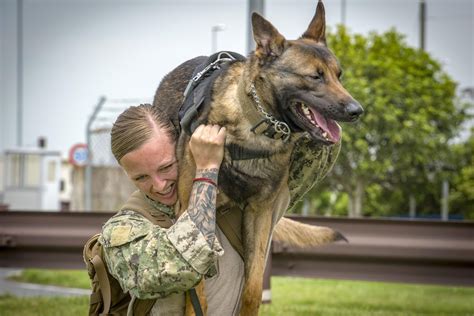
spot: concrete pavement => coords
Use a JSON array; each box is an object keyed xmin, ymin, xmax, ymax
[{"xmin": 0, "ymin": 268, "xmax": 89, "ymax": 297}]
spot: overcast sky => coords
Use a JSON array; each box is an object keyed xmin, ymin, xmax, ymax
[{"xmin": 0, "ymin": 0, "xmax": 472, "ymax": 157}]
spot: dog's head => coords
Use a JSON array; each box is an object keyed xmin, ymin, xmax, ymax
[{"xmin": 249, "ymin": 0, "xmax": 363, "ymax": 145}]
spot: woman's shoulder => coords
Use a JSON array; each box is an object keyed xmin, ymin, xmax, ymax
[{"xmin": 100, "ymin": 209, "xmax": 153, "ymax": 247}]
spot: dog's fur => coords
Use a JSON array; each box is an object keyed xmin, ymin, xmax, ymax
[{"xmin": 154, "ymin": 1, "xmax": 362, "ymax": 314}]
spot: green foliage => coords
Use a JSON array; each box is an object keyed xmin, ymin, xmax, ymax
[
  {"xmin": 303, "ymin": 26, "xmax": 472, "ymax": 218},
  {"xmin": 449, "ymin": 129, "xmax": 474, "ymax": 219}
]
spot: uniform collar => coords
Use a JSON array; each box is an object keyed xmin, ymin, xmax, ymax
[{"xmin": 145, "ymin": 195, "xmax": 176, "ymax": 219}]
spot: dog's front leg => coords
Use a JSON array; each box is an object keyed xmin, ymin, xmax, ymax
[{"xmin": 239, "ymin": 203, "xmax": 274, "ymax": 316}]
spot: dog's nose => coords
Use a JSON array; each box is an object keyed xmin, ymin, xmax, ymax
[{"xmin": 347, "ymin": 101, "xmax": 364, "ymax": 120}]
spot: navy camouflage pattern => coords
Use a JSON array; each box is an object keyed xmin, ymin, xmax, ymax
[{"xmin": 100, "ymin": 210, "xmax": 223, "ymax": 299}]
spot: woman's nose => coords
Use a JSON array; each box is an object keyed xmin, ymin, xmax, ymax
[{"xmin": 151, "ymin": 175, "xmax": 167, "ymax": 191}]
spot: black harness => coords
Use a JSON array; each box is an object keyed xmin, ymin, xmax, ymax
[
  {"xmin": 178, "ymin": 51, "xmax": 281, "ymax": 161},
  {"xmin": 179, "ymin": 51, "xmax": 245, "ymax": 135}
]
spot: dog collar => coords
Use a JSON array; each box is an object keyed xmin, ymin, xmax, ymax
[{"xmin": 249, "ymin": 83, "xmax": 291, "ymax": 142}]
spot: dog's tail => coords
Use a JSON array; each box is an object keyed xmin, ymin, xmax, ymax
[{"xmin": 273, "ymin": 217, "xmax": 347, "ymax": 248}]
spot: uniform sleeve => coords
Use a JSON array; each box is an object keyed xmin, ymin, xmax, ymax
[
  {"xmin": 99, "ymin": 210, "xmax": 221, "ymax": 299},
  {"xmin": 287, "ymin": 137, "xmax": 341, "ymax": 211}
]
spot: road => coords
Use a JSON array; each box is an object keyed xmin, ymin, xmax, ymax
[{"xmin": 0, "ymin": 268, "xmax": 89, "ymax": 297}]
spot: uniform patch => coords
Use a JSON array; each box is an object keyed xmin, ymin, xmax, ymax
[{"xmin": 110, "ymin": 225, "xmax": 133, "ymax": 246}]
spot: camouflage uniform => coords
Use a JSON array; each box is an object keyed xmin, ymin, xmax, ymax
[
  {"xmin": 100, "ymin": 201, "xmax": 223, "ymax": 300},
  {"xmin": 100, "ymin": 138, "xmax": 340, "ymax": 308},
  {"xmin": 288, "ymin": 137, "xmax": 341, "ymax": 210}
]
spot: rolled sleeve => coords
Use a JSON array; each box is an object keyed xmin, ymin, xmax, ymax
[
  {"xmin": 100, "ymin": 210, "xmax": 220, "ymax": 299},
  {"xmin": 167, "ymin": 212, "xmax": 223, "ymax": 274}
]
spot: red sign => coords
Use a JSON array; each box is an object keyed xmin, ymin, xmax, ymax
[{"xmin": 68, "ymin": 143, "xmax": 88, "ymax": 167}]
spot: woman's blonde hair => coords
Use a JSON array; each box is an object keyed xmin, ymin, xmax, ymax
[{"xmin": 111, "ymin": 104, "xmax": 177, "ymax": 163}]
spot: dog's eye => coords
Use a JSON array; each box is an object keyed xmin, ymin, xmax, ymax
[{"xmin": 309, "ymin": 70, "xmax": 324, "ymax": 81}]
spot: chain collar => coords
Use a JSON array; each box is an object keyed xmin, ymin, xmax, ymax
[{"xmin": 249, "ymin": 83, "xmax": 291, "ymax": 142}]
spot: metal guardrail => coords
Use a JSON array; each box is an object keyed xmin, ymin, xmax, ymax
[
  {"xmin": 0, "ymin": 211, "xmax": 473, "ymax": 286},
  {"xmin": 272, "ymin": 216, "xmax": 474, "ymax": 286}
]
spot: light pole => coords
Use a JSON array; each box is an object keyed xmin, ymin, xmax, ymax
[
  {"xmin": 341, "ymin": 0, "xmax": 346, "ymax": 25},
  {"xmin": 247, "ymin": 0, "xmax": 264, "ymax": 54},
  {"xmin": 419, "ymin": 0, "xmax": 426, "ymax": 50},
  {"xmin": 17, "ymin": 0, "xmax": 23, "ymax": 147},
  {"xmin": 211, "ymin": 24, "xmax": 226, "ymax": 53}
]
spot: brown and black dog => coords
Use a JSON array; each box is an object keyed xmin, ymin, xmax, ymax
[{"xmin": 154, "ymin": 1, "xmax": 363, "ymax": 314}]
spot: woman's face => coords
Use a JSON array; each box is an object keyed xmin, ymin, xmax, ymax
[{"xmin": 120, "ymin": 130, "xmax": 178, "ymax": 206}]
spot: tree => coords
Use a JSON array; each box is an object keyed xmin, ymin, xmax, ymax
[
  {"xmin": 449, "ymin": 129, "xmax": 474, "ymax": 219},
  {"xmin": 308, "ymin": 26, "xmax": 468, "ymax": 217}
]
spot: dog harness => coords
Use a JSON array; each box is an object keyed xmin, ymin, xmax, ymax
[
  {"xmin": 179, "ymin": 51, "xmax": 291, "ymax": 161},
  {"xmin": 179, "ymin": 51, "xmax": 245, "ymax": 135}
]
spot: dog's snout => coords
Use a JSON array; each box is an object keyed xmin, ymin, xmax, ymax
[{"xmin": 346, "ymin": 101, "xmax": 364, "ymax": 120}]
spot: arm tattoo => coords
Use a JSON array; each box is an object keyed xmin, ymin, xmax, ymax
[{"xmin": 187, "ymin": 168, "xmax": 219, "ymax": 247}]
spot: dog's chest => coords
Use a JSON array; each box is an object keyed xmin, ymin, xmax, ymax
[{"xmin": 218, "ymin": 148, "xmax": 292, "ymax": 205}]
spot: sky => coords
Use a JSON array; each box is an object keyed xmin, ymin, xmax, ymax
[{"xmin": 0, "ymin": 0, "xmax": 472, "ymax": 158}]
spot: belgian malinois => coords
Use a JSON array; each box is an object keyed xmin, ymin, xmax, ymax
[{"xmin": 154, "ymin": 1, "xmax": 363, "ymax": 314}]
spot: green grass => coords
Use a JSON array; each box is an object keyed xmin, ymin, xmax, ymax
[
  {"xmin": 0, "ymin": 294, "xmax": 89, "ymax": 316},
  {"xmin": 2, "ymin": 269, "xmax": 474, "ymax": 316},
  {"xmin": 8, "ymin": 268, "xmax": 90, "ymax": 289},
  {"xmin": 259, "ymin": 278, "xmax": 474, "ymax": 316}
]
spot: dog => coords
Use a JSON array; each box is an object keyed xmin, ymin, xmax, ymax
[{"xmin": 154, "ymin": 1, "xmax": 363, "ymax": 314}]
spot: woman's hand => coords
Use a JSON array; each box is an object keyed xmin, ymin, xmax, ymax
[{"xmin": 189, "ymin": 124, "xmax": 227, "ymax": 170}]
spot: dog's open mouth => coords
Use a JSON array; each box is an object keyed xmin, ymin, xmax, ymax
[{"xmin": 291, "ymin": 101, "xmax": 341, "ymax": 144}]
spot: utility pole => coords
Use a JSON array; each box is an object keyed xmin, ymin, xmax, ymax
[
  {"xmin": 419, "ymin": 0, "xmax": 426, "ymax": 50},
  {"xmin": 247, "ymin": 0, "xmax": 264, "ymax": 54},
  {"xmin": 17, "ymin": 0, "xmax": 23, "ymax": 147},
  {"xmin": 441, "ymin": 180, "xmax": 449, "ymax": 221},
  {"xmin": 341, "ymin": 0, "xmax": 347, "ymax": 25},
  {"xmin": 85, "ymin": 96, "xmax": 106, "ymax": 211},
  {"xmin": 211, "ymin": 24, "xmax": 226, "ymax": 53}
]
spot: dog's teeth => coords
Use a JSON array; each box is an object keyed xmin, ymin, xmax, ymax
[{"xmin": 322, "ymin": 132, "xmax": 328, "ymax": 139}]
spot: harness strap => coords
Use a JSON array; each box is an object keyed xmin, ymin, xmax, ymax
[
  {"xmin": 189, "ymin": 288, "xmax": 204, "ymax": 316},
  {"xmin": 250, "ymin": 118, "xmax": 288, "ymax": 141},
  {"xmin": 227, "ymin": 142, "xmax": 272, "ymax": 161},
  {"xmin": 91, "ymin": 255, "xmax": 112, "ymax": 315},
  {"xmin": 179, "ymin": 51, "xmax": 246, "ymax": 135},
  {"xmin": 216, "ymin": 205, "xmax": 244, "ymax": 259}
]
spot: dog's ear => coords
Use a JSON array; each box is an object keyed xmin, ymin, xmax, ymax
[
  {"xmin": 252, "ymin": 13, "xmax": 286, "ymax": 63},
  {"xmin": 301, "ymin": 0, "xmax": 326, "ymax": 45}
]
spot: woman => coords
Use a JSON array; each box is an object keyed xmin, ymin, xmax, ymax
[{"xmin": 101, "ymin": 103, "xmax": 243, "ymax": 315}]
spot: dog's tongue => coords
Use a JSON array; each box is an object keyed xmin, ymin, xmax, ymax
[{"xmin": 313, "ymin": 110, "xmax": 341, "ymax": 143}]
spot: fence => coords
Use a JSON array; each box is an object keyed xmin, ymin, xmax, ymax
[{"xmin": 1, "ymin": 211, "xmax": 473, "ymax": 287}]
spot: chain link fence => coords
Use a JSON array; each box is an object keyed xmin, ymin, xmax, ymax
[{"xmin": 72, "ymin": 97, "xmax": 150, "ymax": 211}]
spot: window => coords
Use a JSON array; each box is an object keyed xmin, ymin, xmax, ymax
[
  {"xmin": 7, "ymin": 154, "xmax": 21, "ymax": 187},
  {"xmin": 24, "ymin": 154, "xmax": 41, "ymax": 187},
  {"xmin": 48, "ymin": 160, "xmax": 56, "ymax": 182}
]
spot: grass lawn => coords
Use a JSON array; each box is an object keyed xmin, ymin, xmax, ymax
[
  {"xmin": 8, "ymin": 268, "xmax": 90, "ymax": 289},
  {"xmin": 1, "ymin": 269, "xmax": 473, "ymax": 316},
  {"xmin": 260, "ymin": 278, "xmax": 474, "ymax": 316}
]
